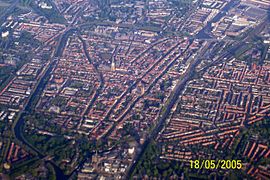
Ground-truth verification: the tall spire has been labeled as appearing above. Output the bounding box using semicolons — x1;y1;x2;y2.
111;56;116;71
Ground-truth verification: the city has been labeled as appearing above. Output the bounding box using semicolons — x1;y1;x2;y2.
0;0;269;179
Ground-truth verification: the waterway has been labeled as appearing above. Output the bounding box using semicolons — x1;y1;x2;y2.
127;43;203;178
13;29;75;180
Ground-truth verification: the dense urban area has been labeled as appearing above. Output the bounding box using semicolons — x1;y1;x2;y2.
0;0;270;179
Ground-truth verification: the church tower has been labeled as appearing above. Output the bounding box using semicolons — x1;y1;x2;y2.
111;57;116;71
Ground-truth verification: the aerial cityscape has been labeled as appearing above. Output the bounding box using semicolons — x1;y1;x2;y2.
0;0;270;179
